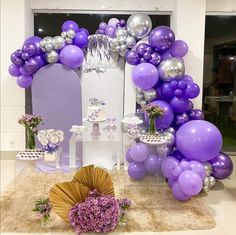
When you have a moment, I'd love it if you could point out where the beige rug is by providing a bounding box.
[0,167,215,233]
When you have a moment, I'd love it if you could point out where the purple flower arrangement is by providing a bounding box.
[69,189,131,234]
[18,114,43,134]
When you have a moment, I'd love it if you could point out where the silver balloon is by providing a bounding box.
[164,132,175,146]
[111,38,119,47]
[44,36,53,44]
[120,51,126,57]
[115,28,128,38]
[53,36,66,50]
[203,177,210,187]
[136,87,143,94]
[118,36,127,45]
[40,39,47,48]
[65,37,73,44]
[136,93,144,104]
[143,89,157,102]
[109,42,117,52]
[139,99,147,107]
[66,29,76,39]
[208,176,216,188]
[126,36,136,48]
[45,50,59,64]
[61,31,67,38]
[45,43,54,52]
[158,57,185,82]
[165,127,176,135]
[126,13,152,39]
[120,44,128,53]
[203,162,213,177]
[202,186,210,193]
[115,45,121,53]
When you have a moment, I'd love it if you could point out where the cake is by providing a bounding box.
[87,98,106,122]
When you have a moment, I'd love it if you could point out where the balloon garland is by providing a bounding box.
[8,13,234,201]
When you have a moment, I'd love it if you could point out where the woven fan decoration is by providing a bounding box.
[49,165,114,222]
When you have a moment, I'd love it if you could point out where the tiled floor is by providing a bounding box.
[0,152,236,235]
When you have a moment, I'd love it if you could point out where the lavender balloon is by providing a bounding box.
[189,160,206,180]
[175,113,189,127]
[170,40,188,58]
[125,51,140,65]
[125,149,133,163]
[176,120,223,161]
[108,18,120,28]
[144,154,163,174]
[179,160,191,171]
[16,75,32,88]
[209,152,233,180]
[188,109,204,120]
[148,26,175,52]
[20,65,33,75]
[132,63,159,90]
[178,170,203,196]
[105,25,116,38]
[129,143,148,162]
[161,156,180,180]
[96,29,105,35]
[62,20,79,32]
[172,182,191,201]
[128,162,145,180]
[8,64,21,77]
[99,22,107,30]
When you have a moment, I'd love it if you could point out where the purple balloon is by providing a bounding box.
[172,150,185,161]
[24,58,39,73]
[209,152,233,180]
[161,156,181,180]
[74,31,88,48]
[140,58,147,63]
[178,80,187,90]
[34,55,46,68]
[14,49,23,57]
[21,52,30,61]
[62,20,79,32]
[11,52,23,66]
[99,22,107,30]
[174,89,184,98]
[8,64,21,77]
[161,52,172,60]
[105,25,116,38]
[162,83,174,99]
[128,162,145,180]
[146,46,153,54]
[19,65,33,75]
[149,100,174,129]
[129,143,149,162]
[78,28,90,36]
[116,23,121,28]
[16,75,32,88]
[182,75,193,83]
[149,52,161,66]
[185,82,200,99]
[108,18,120,28]
[143,52,151,60]
[144,154,163,174]
[179,160,191,171]
[132,63,159,90]
[170,40,188,58]
[148,26,175,52]
[189,160,206,180]
[96,29,105,35]
[119,19,126,27]
[170,97,192,113]
[22,43,37,56]
[136,43,148,56]
[24,36,42,55]
[60,45,84,69]
[168,178,176,187]
[175,113,189,127]
[188,109,204,120]
[176,120,223,161]
[125,50,140,65]
[126,149,133,163]
[170,80,178,90]
[178,170,203,196]
[172,182,191,201]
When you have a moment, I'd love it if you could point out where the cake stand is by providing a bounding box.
[83,118,106,136]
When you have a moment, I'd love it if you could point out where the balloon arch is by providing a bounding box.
[9,13,233,201]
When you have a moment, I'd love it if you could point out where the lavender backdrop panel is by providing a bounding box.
[32,63,82,161]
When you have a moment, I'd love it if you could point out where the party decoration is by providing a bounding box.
[184,82,200,99]
[62,20,79,32]
[45,50,59,64]
[8,64,21,77]
[172,182,191,201]
[144,154,163,174]
[170,40,188,58]
[128,162,146,180]
[170,97,192,113]
[209,152,233,180]
[129,143,148,162]
[175,113,189,127]
[188,109,204,120]
[74,31,89,48]
[132,63,159,90]
[143,89,157,102]
[125,50,140,65]
[176,120,222,161]
[16,75,32,88]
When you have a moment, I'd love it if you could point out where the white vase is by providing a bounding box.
[44,150,58,161]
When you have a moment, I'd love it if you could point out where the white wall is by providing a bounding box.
[1,0,236,151]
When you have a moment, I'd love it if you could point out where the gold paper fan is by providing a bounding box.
[49,182,89,222]
[72,165,115,196]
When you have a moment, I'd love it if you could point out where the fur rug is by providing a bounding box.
[0,167,215,233]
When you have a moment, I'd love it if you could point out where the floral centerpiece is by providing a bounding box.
[142,104,164,135]
[37,129,64,161]
[18,114,43,149]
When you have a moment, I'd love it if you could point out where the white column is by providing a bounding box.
[171,0,206,109]
[0,0,32,151]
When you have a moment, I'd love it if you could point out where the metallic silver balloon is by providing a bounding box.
[143,89,157,102]
[66,29,76,39]
[203,177,210,187]
[202,186,210,193]
[115,28,128,38]
[53,36,66,50]
[120,44,128,53]
[61,31,67,38]
[111,38,119,47]
[136,87,143,94]
[65,37,73,44]
[45,50,59,64]
[109,41,117,52]
[164,132,175,146]
[139,99,147,107]
[126,13,152,39]
[165,127,176,135]
[158,57,185,82]
[115,45,121,53]
[136,93,144,104]
[126,36,136,48]
[40,39,47,48]
[118,36,127,45]
[203,162,213,177]
[208,176,216,188]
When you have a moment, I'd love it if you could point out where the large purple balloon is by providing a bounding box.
[189,160,206,180]
[24,36,42,55]
[144,154,163,174]
[175,113,189,127]
[149,100,174,129]
[62,20,79,32]
[176,120,223,161]
[16,75,32,88]
[170,40,188,58]
[105,25,116,38]
[8,64,20,77]
[148,26,175,52]
[129,143,149,162]
[74,31,88,48]
[188,109,204,120]
[125,51,140,65]
[60,45,84,69]
[184,82,200,99]
[132,63,159,90]
[128,162,145,180]
[170,97,192,113]
[172,182,191,201]
[209,152,233,180]
[178,170,203,196]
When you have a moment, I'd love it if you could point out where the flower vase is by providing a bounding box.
[44,150,58,161]
[119,214,128,227]
[26,127,36,149]
[40,217,48,228]
[149,116,156,135]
